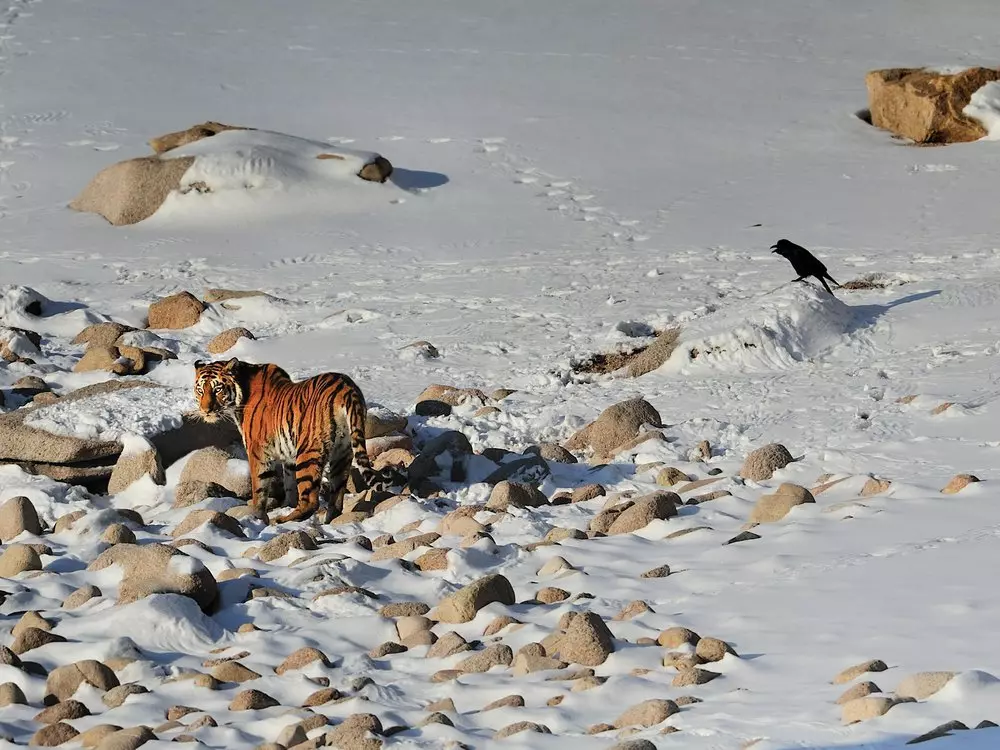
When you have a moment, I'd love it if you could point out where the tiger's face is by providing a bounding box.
[193,358,244,422]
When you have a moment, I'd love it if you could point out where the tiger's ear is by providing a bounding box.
[193,359,206,368]
[224,357,240,370]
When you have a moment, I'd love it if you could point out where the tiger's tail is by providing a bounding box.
[344,387,376,488]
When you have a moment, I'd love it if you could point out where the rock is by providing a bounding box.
[174,480,231,507]
[456,644,513,673]
[0,681,27,706]
[148,291,204,329]
[834,659,889,684]
[70,154,197,226]
[483,454,550,485]
[696,637,736,662]
[380,601,430,617]
[416,384,487,409]
[866,67,1000,144]
[564,398,663,458]
[546,611,615,666]
[101,684,149,708]
[62,584,102,611]
[407,430,474,481]
[325,713,383,750]
[536,587,570,604]
[941,474,980,494]
[433,573,516,623]
[614,699,679,728]
[526,443,577,464]
[101,523,136,544]
[0,542,41,576]
[494,722,551,739]
[895,671,957,700]
[624,327,683,377]
[415,399,451,417]
[108,438,165,494]
[656,467,692,486]
[740,443,794,481]
[359,155,394,183]
[0,495,42,541]
[370,532,440,561]
[663,652,702,670]
[31,723,80,747]
[672,667,721,686]
[207,327,255,354]
[907,721,971,745]
[842,695,898,724]
[72,344,134,375]
[303,687,343,707]
[726,530,761,544]
[35,699,92,724]
[486,480,548,511]
[256,530,317,563]
[149,121,249,153]
[46,660,120,702]
[230,689,279,711]
[369,641,407,658]
[13,610,51,638]
[657,627,699,649]
[73,322,136,348]
[212,661,261,683]
[614,600,653,620]
[609,741,658,750]
[641,564,671,579]
[836,681,881,704]
[172,509,246,538]
[93,726,156,750]
[569,483,606,503]
[414,548,450,572]
[87,543,218,612]
[427,632,471,659]
[749,483,815,523]
[77,725,123,747]
[607,491,678,534]
[11,626,65,654]
[276,646,329,675]
[860,477,892,497]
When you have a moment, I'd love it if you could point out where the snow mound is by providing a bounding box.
[24,385,195,441]
[661,284,863,373]
[964,81,1000,139]
[150,129,402,223]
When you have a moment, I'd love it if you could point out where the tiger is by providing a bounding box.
[193,357,378,524]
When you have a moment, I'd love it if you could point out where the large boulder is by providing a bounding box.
[149,121,250,154]
[69,155,196,226]
[866,67,1000,144]
[86,543,218,612]
[179,447,250,499]
[0,496,42,541]
[147,292,204,329]
[107,436,166,494]
[564,398,663,459]
[433,574,516,624]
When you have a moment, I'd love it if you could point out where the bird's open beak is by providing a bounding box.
[770,245,778,252]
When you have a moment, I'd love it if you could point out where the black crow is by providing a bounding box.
[770,239,840,295]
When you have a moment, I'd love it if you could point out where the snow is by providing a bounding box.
[0,1,998,748]
[964,81,1000,139]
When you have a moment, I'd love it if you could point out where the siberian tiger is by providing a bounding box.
[193,357,377,524]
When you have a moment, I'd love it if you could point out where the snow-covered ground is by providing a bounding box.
[2,1,1000,748]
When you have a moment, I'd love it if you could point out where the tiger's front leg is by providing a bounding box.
[275,449,323,524]
[248,454,283,524]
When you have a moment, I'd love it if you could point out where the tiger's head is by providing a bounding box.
[193,358,245,422]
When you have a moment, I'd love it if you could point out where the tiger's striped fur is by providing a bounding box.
[193,357,376,524]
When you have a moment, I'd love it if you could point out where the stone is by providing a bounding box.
[833,659,889,685]
[416,384,488,409]
[370,532,441,561]
[570,483,606,503]
[614,699,679,728]
[696,637,737,662]
[11,626,66,654]
[0,681,27,706]
[749,483,815,524]
[485,480,548,511]
[366,409,407,438]
[842,695,898,724]
[276,646,329,675]
[0,495,42,541]
[641,564,671,579]
[546,611,615,666]
[35,698,91,723]
[536,587,570,604]
[101,523,137,544]
[414,548,450,571]
[564,398,663,457]
[740,443,794,481]
[369,641,407,658]
[101,683,149,709]
[433,573,516,623]
[656,467,692,486]
[207,327,255,354]
[149,121,249,153]
[87,543,218,611]
[483,695,525,711]
[456,644,513,673]
[613,600,653,620]
[866,67,1000,144]
[211,661,261,683]
[179,447,251,499]
[380,601,430,617]
[607,491,679,534]
[663,652,702,670]
[907,721,971,745]
[860,477,892,497]
[70,154,197,225]
[172,509,246,538]
[494,722,551,739]
[147,291,205,329]
[527,443,577,464]
[73,322,136,348]
[174,480,231,507]
[836,681,881,704]
[941,474,980,494]
[31,723,80,747]
[895,671,957,700]
[12,610,51,638]
[407,430,474,481]
[672,667,721,686]
[609,741,658,750]
[325,713,383,750]
[107,439,166,495]
[0,542,42,576]
[303,687,342,707]
[46,660,120,702]
[256,530,317,562]
[726,530,761,544]
[426,632,471,659]
[230,689,279,711]
[93,726,155,750]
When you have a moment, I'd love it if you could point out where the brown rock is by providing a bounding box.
[740,443,794,481]
[866,67,1000,144]
[211,661,261,683]
[749,483,815,524]
[46,660,119,702]
[494,721,551,739]
[484,694,525,711]
[147,291,204,329]
[77,725,123,747]
[325,713,383,750]
[207,327,255,354]
[73,322,136,348]
[613,600,653,621]
[841,695,898,724]
[672,667,721,687]
[276,646,329,675]
[101,523,136,545]
[0,681,27,706]
[614,699,679,728]
[108,442,165,494]
[369,641,407,658]
[564,398,663,457]
[0,542,42,576]
[149,122,249,153]
[303,687,342,707]
[13,610,52,638]
[70,155,196,226]
[172,509,245,538]
[536,587,570,604]
[379,601,430,617]
[486,480,548,511]
[433,573,516,623]
[894,671,957,700]
[696,636,737,662]
[370,532,441,561]
[833,659,889,684]
[35,699,91,723]
[860,477,892,497]
[546,611,615,666]
[641,564,671,579]
[656,467,692,486]
[358,155,394,183]
[0,495,42,541]
[230,689,279,711]
[31,723,80,747]
[426,632,471,659]
[607,491,678,534]
[87,543,218,611]
[256,530,317,562]
[12,626,66,654]
[101,683,149,708]
[456,644,513,673]
[941,474,980,494]
[835,681,881,704]
[93,726,156,750]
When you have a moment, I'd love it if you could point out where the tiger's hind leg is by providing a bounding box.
[321,442,353,524]
[275,448,324,524]
[248,455,284,524]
